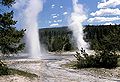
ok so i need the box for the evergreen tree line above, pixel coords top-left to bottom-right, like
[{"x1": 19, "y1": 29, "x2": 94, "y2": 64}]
[
  {"x1": 39, "y1": 27, "x2": 75, "y2": 52},
  {"x1": 85, "y1": 25, "x2": 120, "y2": 51},
  {"x1": 39, "y1": 25, "x2": 120, "y2": 52}
]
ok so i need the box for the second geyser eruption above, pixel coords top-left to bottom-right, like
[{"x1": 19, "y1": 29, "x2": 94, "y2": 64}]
[{"x1": 69, "y1": 0, "x2": 89, "y2": 51}]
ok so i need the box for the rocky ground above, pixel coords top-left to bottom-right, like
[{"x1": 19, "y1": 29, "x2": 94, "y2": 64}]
[
  {"x1": 0, "y1": 53, "x2": 120, "y2": 82},
  {"x1": 0, "y1": 75, "x2": 39, "y2": 82}
]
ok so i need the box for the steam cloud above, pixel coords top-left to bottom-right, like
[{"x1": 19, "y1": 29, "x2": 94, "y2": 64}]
[
  {"x1": 69, "y1": 0, "x2": 89, "y2": 51},
  {"x1": 24, "y1": 0, "x2": 43, "y2": 58},
  {"x1": 14, "y1": 0, "x2": 43, "y2": 58}
]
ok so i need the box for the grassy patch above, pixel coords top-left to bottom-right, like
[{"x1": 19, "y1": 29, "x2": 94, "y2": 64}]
[
  {"x1": 9, "y1": 68, "x2": 38, "y2": 78},
  {"x1": 62, "y1": 61, "x2": 77, "y2": 69},
  {"x1": 81, "y1": 68, "x2": 120, "y2": 78},
  {"x1": 0, "y1": 67, "x2": 38, "y2": 78},
  {"x1": 0, "y1": 60, "x2": 38, "y2": 78},
  {"x1": 118, "y1": 58, "x2": 120, "y2": 67},
  {"x1": 64, "y1": 61, "x2": 120, "y2": 78},
  {"x1": 64, "y1": 59, "x2": 120, "y2": 69}
]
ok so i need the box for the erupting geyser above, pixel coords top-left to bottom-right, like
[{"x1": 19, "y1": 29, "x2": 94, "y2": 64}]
[
  {"x1": 24, "y1": 0, "x2": 43, "y2": 58},
  {"x1": 69, "y1": 0, "x2": 89, "y2": 51},
  {"x1": 14, "y1": 0, "x2": 43, "y2": 58}
]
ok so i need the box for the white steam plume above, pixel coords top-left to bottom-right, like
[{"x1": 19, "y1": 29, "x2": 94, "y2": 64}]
[
  {"x1": 24, "y1": 0, "x2": 43, "y2": 58},
  {"x1": 14, "y1": 0, "x2": 43, "y2": 58},
  {"x1": 69, "y1": 0, "x2": 89, "y2": 51}
]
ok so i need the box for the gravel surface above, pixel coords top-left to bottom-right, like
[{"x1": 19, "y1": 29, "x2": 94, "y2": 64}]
[{"x1": 0, "y1": 54, "x2": 120, "y2": 82}]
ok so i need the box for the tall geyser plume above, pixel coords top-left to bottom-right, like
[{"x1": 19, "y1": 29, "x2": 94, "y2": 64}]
[
  {"x1": 14, "y1": 0, "x2": 43, "y2": 58},
  {"x1": 69, "y1": 0, "x2": 89, "y2": 51}
]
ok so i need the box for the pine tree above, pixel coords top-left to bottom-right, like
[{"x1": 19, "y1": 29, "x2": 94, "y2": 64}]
[
  {"x1": 0, "y1": 0, "x2": 25, "y2": 55},
  {"x1": 0, "y1": 0, "x2": 15, "y2": 7}
]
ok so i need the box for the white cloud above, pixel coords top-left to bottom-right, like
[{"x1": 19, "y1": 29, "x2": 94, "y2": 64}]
[
  {"x1": 104, "y1": 22, "x2": 115, "y2": 25},
  {"x1": 51, "y1": 14, "x2": 56, "y2": 16},
  {"x1": 53, "y1": 20, "x2": 62, "y2": 23},
  {"x1": 52, "y1": 4, "x2": 55, "y2": 7},
  {"x1": 51, "y1": 4, "x2": 55, "y2": 8},
  {"x1": 51, "y1": 14, "x2": 59, "y2": 16},
  {"x1": 63, "y1": 12, "x2": 68, "y2": 15},
  {"x1": 88, "y1": 16, "x2": 120, "y2": 22},
  {"x1": 57, "y1": 20, "x2": 62, "y2": 22},
  {"x1": 50, "y1": 23, "x2": 59, "y2": 27},
  {"x1": 60, "y1": 6, "x2": 63, "y2": 8},
  {"x1": 90, "y1": 8, "x2": 120, "y2": 16},
  {"x1": 88, "y1": 0, "x2": 120, "y2": 24},
  {"x1": 49, "y1": 21, "x2": 52, "y2": 23},
  {"x1": 52, "y1": 15, "x2": 57, "y2": 18},
  {"x1": 98, "y1": 0, "x2": 120, "y2": 8},
  {"x1": 53, "y1": 20, "x2": 57, "y2": 22}
]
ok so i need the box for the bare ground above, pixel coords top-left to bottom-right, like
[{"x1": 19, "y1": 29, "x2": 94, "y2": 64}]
[{"x1": 0, "y1": 54, "x2": 120, "y2": 82}]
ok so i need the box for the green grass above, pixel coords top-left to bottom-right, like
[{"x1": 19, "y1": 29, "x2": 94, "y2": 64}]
[
  {"x1": 64, "y1": 58, "x2": 120, "y2": 69},
  {"x1": 0, "y1": 60, "x2": 38, "y2": 78},
  {"x1": 63, "y1": 60, "x2": 120, "y2": 78},
  {"x1": 0, "y1": 67, "x2": 38, "y2": 78},
  {"x1": 118, "y1": 58, "x2": 120, "y2": 67},
  {"x1": 9, "y1": 68, "x2": 38, "y2": 78},
  {"x1": 62, "y1": 61, "x2": 78, "y2": 69}
]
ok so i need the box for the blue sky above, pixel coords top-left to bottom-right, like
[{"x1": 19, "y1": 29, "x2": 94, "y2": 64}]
[
  {"x1": 38, "y1": 0, "x2": 120, "y2": 28},
  {"x1": 38, "y1": 0, "x2": 99, "y2": 27},
  {"x1": 1, "y1": 0, "x2": 120, "y2": 28}
]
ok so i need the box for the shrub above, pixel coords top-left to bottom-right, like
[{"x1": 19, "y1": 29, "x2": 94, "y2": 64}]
[
  {"x1": 74, "y1": 48, "x2": 119, "y2": 69},
  {"x1": 97, "y1": 50, "x2": 118, "y2": 68},
  {"x1": 0, "y1": 60, "x2": 10, "y2": 75}
]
